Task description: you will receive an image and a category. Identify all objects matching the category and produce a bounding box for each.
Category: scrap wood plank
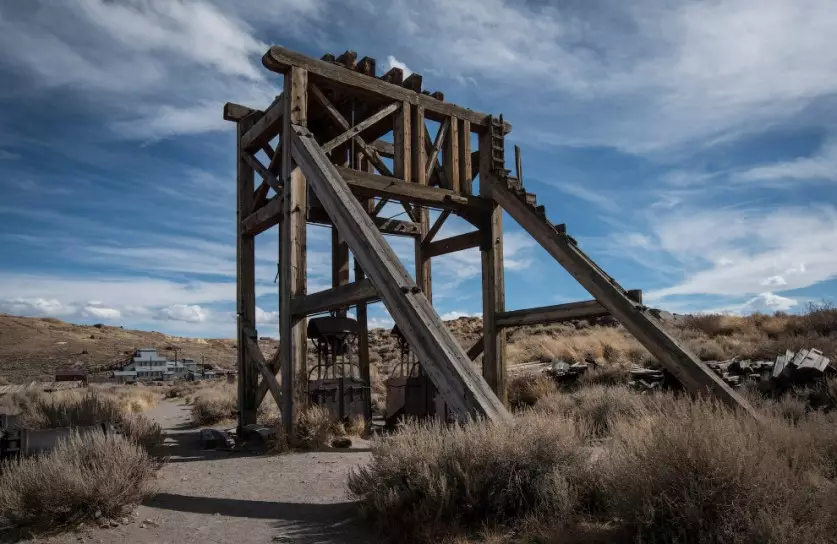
[290,124,511,424]
[485,171,761,421]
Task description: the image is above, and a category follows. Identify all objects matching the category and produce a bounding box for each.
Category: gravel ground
[45,399,376,544]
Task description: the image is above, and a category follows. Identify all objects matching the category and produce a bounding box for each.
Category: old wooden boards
[484,172,760,420]
[290,124,511,424]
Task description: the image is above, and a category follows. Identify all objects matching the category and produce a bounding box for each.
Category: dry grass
[352,386,837,543]
[189,383,237,425]
[0,432,158,531]
[507,374,556,409]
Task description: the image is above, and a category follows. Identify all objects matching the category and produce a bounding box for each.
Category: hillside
[1,305,835,384]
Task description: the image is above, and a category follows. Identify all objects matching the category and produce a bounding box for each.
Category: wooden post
[331,144,350,317]
[459,120,472,195]
[478,131,507,404]
[444,116,460,194]
[280,66,309,437]
[237,114,259,430]
[356,157,373,421]
[410,105,431,296]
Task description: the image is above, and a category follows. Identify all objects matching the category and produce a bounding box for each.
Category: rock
[109,519,120,528]
[331,437,352,448]
[94,510,102,519]
[139,524,146,529]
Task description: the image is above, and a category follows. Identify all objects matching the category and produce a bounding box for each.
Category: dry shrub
[507,374,555,409]
[189,383,237,425]
[534,386,650,438]
[599,399,832,544]
[163,381,200,399]
[348,413,588,542]
[578,365,630,387]
[0,432,157,530]
[121,413,164,449]
[295,405,332,449]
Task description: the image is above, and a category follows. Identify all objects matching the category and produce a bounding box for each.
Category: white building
[113,349,201,383]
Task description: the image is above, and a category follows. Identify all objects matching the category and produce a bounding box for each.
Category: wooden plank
[422,124,448,188]
[497,299,616,328]
[459,120,472,195]
[236,115,259,429]
[280,67,309,437]
[425,210,451,244]
[467,337,485,361]
[402,73,422,93]
[291,279,379,316]
[244,335,282,410]
[241,195,283,237]
[514,144,523,183]
[321,101,400,153]
[336,165,492,213]
[479,130,507,404]
[371,139,394,158]
[252,181,270,213]
[331,227,350,317]
[290,124,511,423]
[224,102,256,122]
[380,67,403,85]
[241,94,285,151]
[262,46,511,132]
[425,118,449,182]
[242,153,282,194]
[484,171,760,419]
[309,82,394,177]
[394,101,411,183]
[356,160,374,422]
[423,230,482,258]
[444,117,460,194]
[309,204,421,236]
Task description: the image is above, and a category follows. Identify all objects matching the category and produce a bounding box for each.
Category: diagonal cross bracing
[290,124,511,424]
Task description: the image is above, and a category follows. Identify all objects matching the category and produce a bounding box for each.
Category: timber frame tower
[224,47,758,436]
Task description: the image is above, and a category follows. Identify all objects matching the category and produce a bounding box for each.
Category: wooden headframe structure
[224,46,759,435]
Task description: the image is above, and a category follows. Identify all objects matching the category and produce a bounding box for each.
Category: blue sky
[1,0,836,338]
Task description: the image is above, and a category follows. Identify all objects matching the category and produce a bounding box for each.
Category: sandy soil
[46,399,376,544]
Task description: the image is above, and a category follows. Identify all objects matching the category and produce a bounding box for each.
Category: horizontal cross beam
[241,196,283,237]
[423,230,482,258]
[262,46,512,133]
[495,294,640,329]
[290,278,379,316]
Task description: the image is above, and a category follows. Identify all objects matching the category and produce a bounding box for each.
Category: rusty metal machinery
[307,316,371,422]
[384,325,450,428]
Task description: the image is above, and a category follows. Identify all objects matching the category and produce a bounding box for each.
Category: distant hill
[0,314,267,383]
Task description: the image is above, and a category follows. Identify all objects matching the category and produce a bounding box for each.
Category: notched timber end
[224,102,256,122]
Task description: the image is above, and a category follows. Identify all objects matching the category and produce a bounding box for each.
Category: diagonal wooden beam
[467,337,484,361]
[242,153,282,194]
[241,195,283,237]
[424,210,451,244]
[423,230,482,258]
[424,124,449,188]
[308,82,394,177]
[252,181,270,212]
[425,118,450,183]
[322,102,401,153]
[241,94,285,151]
[267,141,282,174]
[244,335,282,410]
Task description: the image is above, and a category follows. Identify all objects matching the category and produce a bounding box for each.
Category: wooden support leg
[479,131,507,404]
[237,114,259,430]
[409,104,432,295]
[356,159,373,421]
[280,66,309,437]
[331,144,351,317]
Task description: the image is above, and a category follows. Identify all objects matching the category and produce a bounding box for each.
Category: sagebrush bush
[0,432,157,530]
[190,384,237,425]
[347,414,588,542]
[507,374,555,409]
[534,386,650,438]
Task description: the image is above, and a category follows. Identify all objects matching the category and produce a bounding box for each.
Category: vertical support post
[356,157,373,421]
[410,105,431,296]
[280,67,309,437]
[237,114,258,431]
[459,120,472,195]
[444,116,460,194]
[330,144,350,317]
[478,131,507,404]
[394,100,411,183]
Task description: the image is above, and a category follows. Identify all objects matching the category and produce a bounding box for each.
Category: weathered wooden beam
[241,94,285,151]
[291,278,379,316]
[244,335,282,410]
[356,169,373,422]
[485,172,760,419]
[309,82,394,178]
[423,230,482,258]
[224,102,256,122]
[280,67,309,437]
[236,115,259,430]
[460,120,473,195]
[421,124,449,188]
[322,101,401,153]
[514,144,523,184]
[402,73,422,93]
[479,131,507,404]
[425,210,451,244]
[425,118,449,182]
[495,298,633,328]
[241,196,283,237]
[262,46,511,133]
[335,165,493,213]
[444,117,460,194]
[290,124,511,423]
[252,181,270,212]
[471,149,480,180]
[308,204,421,236]
[242,153,282,194]
[467,337,485,361]
[371,139,394,158]
[380,67,403,85]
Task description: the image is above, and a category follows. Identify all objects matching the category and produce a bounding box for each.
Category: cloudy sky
[1,0,835,338]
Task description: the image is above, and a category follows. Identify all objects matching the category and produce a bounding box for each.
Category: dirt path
[53,399,376,544]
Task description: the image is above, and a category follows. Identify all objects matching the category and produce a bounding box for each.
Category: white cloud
[546,181,619,213]
[81,303,122,320]
[385,55,413,78]
[738,138,837,183]
[157,304,208,323]
[255,306,279,325]
[440,311,482,321]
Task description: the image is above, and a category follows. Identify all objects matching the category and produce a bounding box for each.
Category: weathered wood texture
[244,336,282,410]
[280,67,310,436]
[478,132,507,404]
[242,153,282,194]
[423,230,482,258]
[485,172,760,419]
[241,94,285,151]
[291,279,379,316]
[290,124,511,423]
[241,196,283,237]
[263,46,511,132]
[496,296,640,328]
[236,115,259,429]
